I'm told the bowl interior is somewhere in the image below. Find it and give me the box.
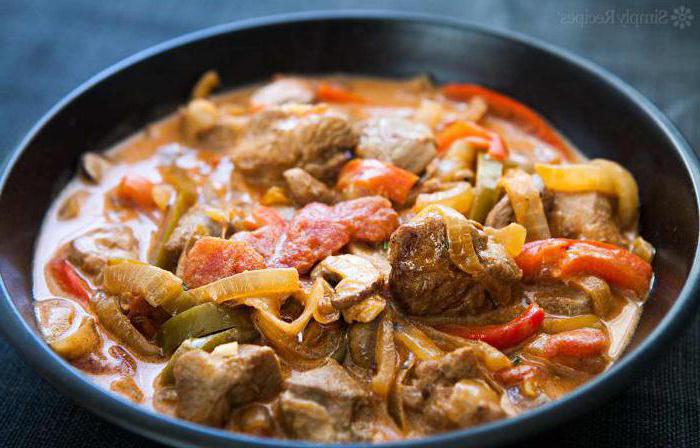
[0,14,697,448]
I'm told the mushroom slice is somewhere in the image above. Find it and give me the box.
[81,152,112,184]
[35,298,102,360]
[311,254,382,310]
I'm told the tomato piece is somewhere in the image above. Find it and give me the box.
[180,237,266,288]
[337,159,418,204]
[438,303,545,350]
[530,328,609,358]
[494,364,540,387]
[516,238,653,295]
[115,175,156,209]
[335,196,400,242]
[435,120,508,160]
[442,83,573,160]
[48,258,92,304]
[274,204,351,273]
[231,206,287,258]
[316,81,366,104]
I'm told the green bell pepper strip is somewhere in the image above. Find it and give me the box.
[469,154,503,223]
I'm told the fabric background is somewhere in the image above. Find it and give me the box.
[1,0,698,446]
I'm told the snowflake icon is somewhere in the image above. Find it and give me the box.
[671,5,694,29]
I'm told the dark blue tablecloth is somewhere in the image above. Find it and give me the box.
[1,1,699,446]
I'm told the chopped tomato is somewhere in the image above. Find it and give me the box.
[438,303,545,350]
[435,120,508,160]
[442,83,573,160]
[516,238,653,295]
[115,175,156,209]
[334,196,399,242]
[529,328,609,358]
[316,81,366,103]
[337,159,418,204]
[231,206,287,258]
[273,203,351,273]
[48,257,92,304]
[270,197,399,273]
[180,237,266,288]
[494,364,541,387]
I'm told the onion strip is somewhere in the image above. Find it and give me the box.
[415,204,483,274]
[187,268,300,304]
[500,169,550,241]
[371,312,397,397]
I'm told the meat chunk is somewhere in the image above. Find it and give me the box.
[401,347,504,434]
[523,282,593,316]
[250,78,315,108]
[279,360,371,443]
[231,109,356,187]
[548,192,623,244]
[163,205,220,266]
[68,225,138,277]
[173,345,282,426]
[388,214,521,315]
[356,117,437,174]
[485,195,515,229]
[283,167,336,205]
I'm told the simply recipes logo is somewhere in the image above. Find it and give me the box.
[559,5,694,29]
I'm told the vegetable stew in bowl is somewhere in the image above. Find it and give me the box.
[34,74,654,443]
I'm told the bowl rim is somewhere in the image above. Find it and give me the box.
[1,10,699,448]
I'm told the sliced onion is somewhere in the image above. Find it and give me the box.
[411,320,511,371]
[591,159,639,229]
[251,277,322,336]
[342,295,386,323]
[500,169,550,241]
[414,182,475,215]
[312,277,341,325]
[92,293,161,357]
[415,204,482,274]
[103,260,183,308]
[371,312,397,398]
[188,268,300,304]
[393,318,443,361]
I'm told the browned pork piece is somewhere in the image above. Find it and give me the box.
[388,214,521,315]
[173,344,282,426]
[522,282,593,316]
[547,191,624,244]
[400,347,504,434]
[279,360,397,443]
[67,225,139,277]
[163,204,220,265]
[230,108,356,187]
[485,195,515,229]
[283,167,337,205]
[356,117,437,174]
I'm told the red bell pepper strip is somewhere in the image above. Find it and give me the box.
[437,303,545,350]
[115,175,156,209]
[516,238,653,295]
[531,328,608,358]
[442,83,574,161]
[435,120,508,160]
[316,81,366,104]
[48,258,92,304]
[337,159,419,204]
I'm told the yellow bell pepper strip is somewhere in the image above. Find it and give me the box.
[436,120,508,160]
[442,83,574,161]
[337,158,418,204]
[515,238,653,296]
[413,182,475,215]
[437,303,545,350]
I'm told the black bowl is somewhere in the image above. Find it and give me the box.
[1,11,698,448]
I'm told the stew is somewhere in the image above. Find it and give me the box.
[33,74,654,442]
